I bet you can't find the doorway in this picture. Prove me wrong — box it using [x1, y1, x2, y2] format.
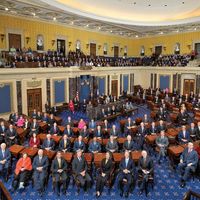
[57, 39, 66, 55]
[27, 88, 42, 116]
[111, 80, 118, 97]
[194, 43, 200, 57]
[90, 43, 96, 57]
[8, 33, 21, 50]
[183, 79, 195, 95]
[114, 46, 119, 57]
[155, 46, 162, 56]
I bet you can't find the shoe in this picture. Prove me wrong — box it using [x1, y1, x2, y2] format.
[120, 191, 123, 197]
[138, 190, 143, 195]
[125, 192, 129, 198]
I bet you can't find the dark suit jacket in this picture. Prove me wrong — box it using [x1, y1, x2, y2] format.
[0, 125, 7, 134]
[72, 156, 88, 175]
[79, 130, 89, 138]
[137, 127, 147, 137]
[157, 124, 167, 133]
[178, 131, 190, 143]
[94, 130, 103, 138]
[42, 139, 55, 150]
[110, 129, 119, 137]
[30, 122, 39, 133]
[51, 158, 68, 173]
[119, 157, 135, 174]
[148, 126, 158, 135]
[123, 140, 136, 151]
[63, 128, 73, 137]
[59, 139, 71, 151]
[6, 128, 17, 138]
[50, 126, 60, 135]
[73, 141, 86, 152]
[48, 118, 55, 127]
[180, 148, 198, 168]
[88, 141, 101, 153]
[33, 155, 49, 171]
[106, 141, 118, 152]
[138, 156, 153, 173]
[0, 148, 11, 163]
[187, 127, 198, 138]
[100, 158, 113, 175]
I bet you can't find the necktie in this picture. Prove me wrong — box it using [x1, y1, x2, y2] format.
[126, 159, 128, 167]
[64, 140, 66, 148]
[2, 151, 4, 158]
[48, 140, 50, 147]
[58, 159, 61, 168]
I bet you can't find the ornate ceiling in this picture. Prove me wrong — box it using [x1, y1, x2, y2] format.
[1, 0, 200, 38]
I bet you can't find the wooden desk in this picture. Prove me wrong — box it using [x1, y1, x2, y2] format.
[131, 151, 141, 162]
[167, 128, 179, 137]
[20, 147, 38, 158]
[146, 135, 157, 144]
[38, 133, 62, 144]
[39, 122, 48, 131]
[84, 153, 92, 165]
[43, 150, 56, 160]
[58, 125, 65, 133]
[54, 116, 62, 125]
[9, 144, 25, 157]
[94, 153, 106, 168]
[61, 152, 73, 163]
[113, 153, 123, 163]
[16, 128, 28, 144]
[168, 145, 184, 157]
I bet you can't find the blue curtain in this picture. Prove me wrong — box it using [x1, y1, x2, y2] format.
[99, 77, 105, 95]
[160, 75, 170, 90]
[123, 75, 129, 92]
[54, 80, 65, 104]
[0, 84, 11, 113]
[80, 75, 91, 102]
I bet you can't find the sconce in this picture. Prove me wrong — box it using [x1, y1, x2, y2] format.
[149, 47, 153, 52]
[68, 41, 72, 47]
[163, 46, 166, 51]
[25, 37, 30, 44]
[86, 43, 89, 48]
[120, 48, 123, 52]
[111, 47, 114, 51]
[187, 44, 191, 49]
[98, 45, 101, 50]
[51, 40, 55, 46]
[0, 34, 5, 42]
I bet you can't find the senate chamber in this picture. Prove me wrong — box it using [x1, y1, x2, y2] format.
[0, 0, 200, 200]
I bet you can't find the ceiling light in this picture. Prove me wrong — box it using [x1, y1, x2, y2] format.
[182, 1, 185, 4]
[5, 7, 8, 11]
[71, 21, 74, 25]
[148, 4, 151, 6]
[164, 4, 167, 7]
[86, 24, 89, 27]
[160, 32, 163, 34]
[98, 27, 101, 30]
[194, 27, 197, 31]
[176, 30, 179, 33]
[135, 35, 138, 38]
[32, 12, 36, 16]
[53, 17, 56, 21]
[110, 30, 112, 33]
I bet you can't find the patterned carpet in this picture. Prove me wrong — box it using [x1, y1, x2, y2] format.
[2, 105, 200, 200]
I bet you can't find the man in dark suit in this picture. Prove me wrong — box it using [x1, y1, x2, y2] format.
[196, 121, 200, 140]
[118, 150, 135, 198]
[48, 114, 55, 128]
[123, 135, 137, 152]
[106, 135, 118, 153]
[0, 121, 7, 143]
[31, 109, 38, 119]
[88, 137, 101, 153]
[29, 118, 39, 136]
[42, 112, 49, 123]
[0, 143, 11, 181]
[9, 112, 16, 124]
[79, 125, 89, 138]
[50, 122, 60, 136]
[157, 120, 167, 133]
[156, 130, 169, 164]
[73, 136, 86, 152]
[148, 121, 158, 135]
[138, 150, 154, 195]
[156, 107, 167, 121]
[66, 116, 74, 127]
[42, 134, 55, 151]
[177, 109, 189, 125]
[125, 117, 135, 135]
[187, 122, 197, 141]
[110, 124, 119, 139]
[51, 151, 68, 196]
[72, 150, 92, 191]
[94, 125, 103, 138]
[63, 124, 73, 138]
[32, 149, 49, 196]
[5, 124, 18, 146]
[135, 122, 147, 149]
[178, 125, 190, 144]
[178, 142, 198, 187]
[59, 134, 71, 152]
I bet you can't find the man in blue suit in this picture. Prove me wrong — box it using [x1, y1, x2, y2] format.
[178, 125, 190, 144]
[32, 149, 49, 196]
[88, 137, 101, 153]
[118, 150, 135, 198]
[63, 124, 73, 138]
[73, 135, 86, 152]
[5, 124, 18, 146]
[59, 134, 71, 152]
[0, 143, 11, 181]
[123, 135, 137, 152]
[0, 121, 7, 143]
[88, 119, 96, 131]
[50, 122, 60, 136]
[42, 134, 55, 151]
[94, 125, 103, 138]
[178, 142, 198, 187]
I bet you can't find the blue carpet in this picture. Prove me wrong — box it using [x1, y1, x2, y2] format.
[3, 104, 200, 200]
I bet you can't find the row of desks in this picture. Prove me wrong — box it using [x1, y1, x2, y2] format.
[9, 144, 142, 167]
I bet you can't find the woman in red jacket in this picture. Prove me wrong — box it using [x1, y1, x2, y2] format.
[12, 152, 32, 190]
[69, 100, 75, 113]
[29, 133, 40, 148]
